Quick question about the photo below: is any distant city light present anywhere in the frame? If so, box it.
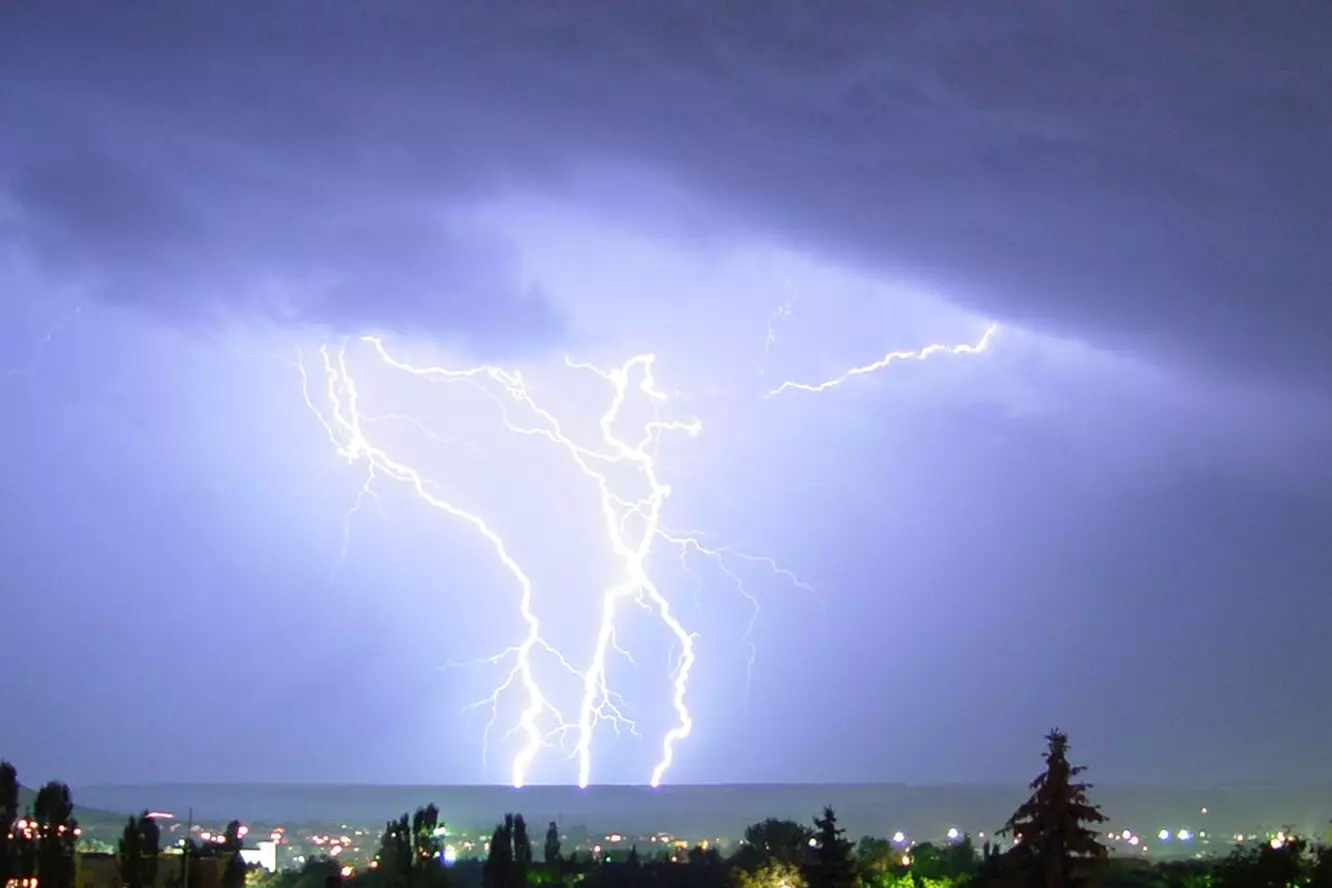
[946,828,960,841]
[1177,829,1192,842]
[892,831,906,844]
[1158,830,1170,841]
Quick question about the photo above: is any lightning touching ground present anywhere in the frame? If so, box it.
[297,337,816,789]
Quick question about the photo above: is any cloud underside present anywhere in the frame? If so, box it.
[1,1,1329,381]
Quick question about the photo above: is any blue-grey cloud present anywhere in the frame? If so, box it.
[4,2,1328,380]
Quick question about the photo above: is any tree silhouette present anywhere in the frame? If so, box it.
[0,762,18,887]
[739,818,813,868]
[1211,833,1324,888]
[219,819,246,888]
[1311,841,1332,888]
[806,807,856,888]
[543,822,562,864]
[412,805,444,864]
[377,814,414,888]
[482,815,515,888]
[734,859,806,888]
[119,812,162,888]
[998,729,1108,888]
[512,813,533,886]
[853,836,896,880]
[33,781,78,888]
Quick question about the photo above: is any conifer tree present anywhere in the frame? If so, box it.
[482,816,515,888]
[0,762,18,886]
[512,814,532,886]
[543,822,561,864]
[999,729,1108,888]
[807,806,857,888]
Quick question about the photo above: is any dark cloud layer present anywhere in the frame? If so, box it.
[3,2,1329,377]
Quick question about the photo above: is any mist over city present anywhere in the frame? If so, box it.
[2,4,1330,888]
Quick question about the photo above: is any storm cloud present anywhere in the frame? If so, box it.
[3,2,1331,788]
[3,1,1329,380]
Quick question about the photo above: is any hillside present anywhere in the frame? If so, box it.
[16,783,128,828]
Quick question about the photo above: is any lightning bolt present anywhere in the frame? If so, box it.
[765,322,999,397]
[298,336,814,789]
[2,304,84,384]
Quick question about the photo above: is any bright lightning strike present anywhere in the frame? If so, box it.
[298,337,814,789]
[765,323,999,397]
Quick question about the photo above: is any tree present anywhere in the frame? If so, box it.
[33,781,78,888]
[409,805,449,888]
[412,805,444,864]
[377,814,414,888]
[739,819,814,868]
[689,845,722,866]
[1212,833,1318,888]
[0,762,18,887]
[119,812,162,888]
[998,729,1108,888]
[482,816,515,888]
[544,822,562,864]
[735,860,806,888]
[1310,842,1332,888]
[807,807,856,888]
[853,837,896,880]
[512,814,532,886]
[219,819,246,888]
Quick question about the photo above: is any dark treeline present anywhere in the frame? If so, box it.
[0,760,245,888]
[7,731,1332,888]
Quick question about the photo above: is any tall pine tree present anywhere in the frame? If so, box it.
[482,816,515,888]
[998,729,1108,888]
[543,822,561,864]
[511,814,532,887]
[0,762,18,887]
[807,807,857,888]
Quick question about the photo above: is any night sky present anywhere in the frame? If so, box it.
[2,3,1330,789]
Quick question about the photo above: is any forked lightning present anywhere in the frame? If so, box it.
[298,337,814,788]
[298,318,996,788]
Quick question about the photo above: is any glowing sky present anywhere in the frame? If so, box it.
[2,2,1330,788]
